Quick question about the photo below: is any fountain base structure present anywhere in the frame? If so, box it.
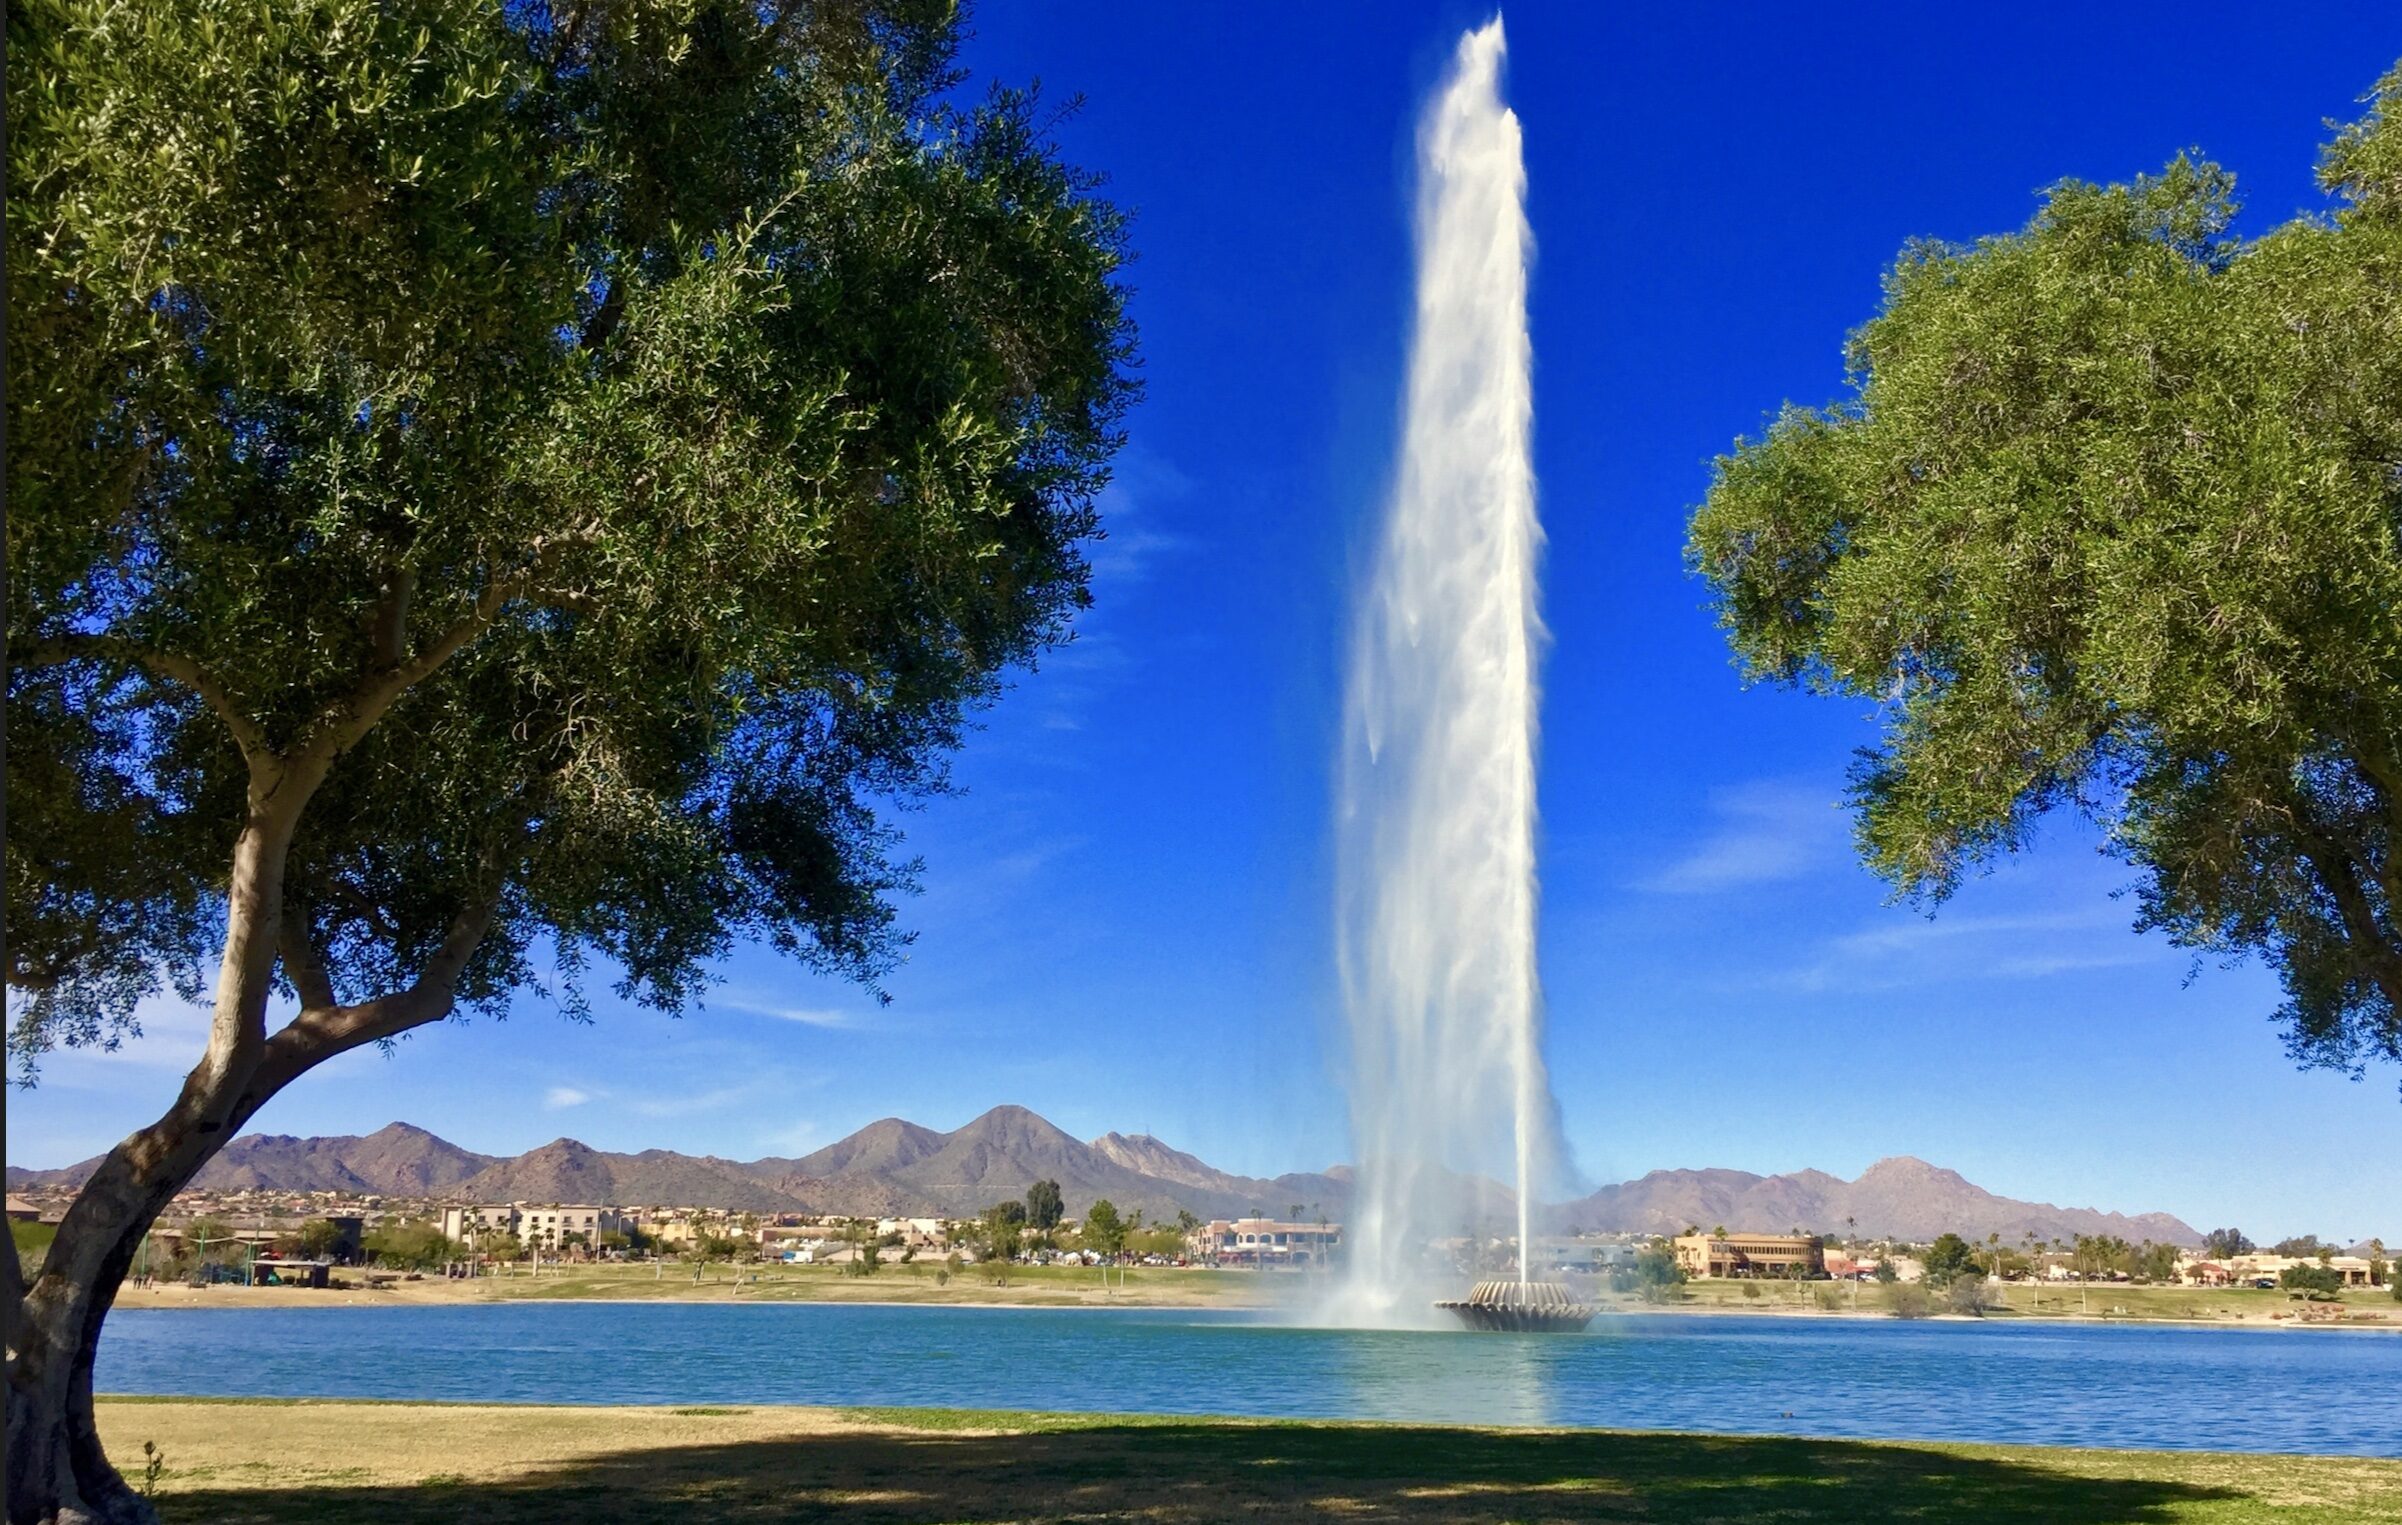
[1436,1280,1596,1333]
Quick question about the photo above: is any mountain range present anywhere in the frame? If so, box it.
[6,1108,2201,1244]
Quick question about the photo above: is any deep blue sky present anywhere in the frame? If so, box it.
[14,3,2401,1241]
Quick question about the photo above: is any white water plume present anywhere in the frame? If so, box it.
[1333,16,1560,1327]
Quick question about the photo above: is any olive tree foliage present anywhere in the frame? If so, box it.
[9,6,1128,1516]
[1689,64,2402,1083]
[5,0,1135,1077]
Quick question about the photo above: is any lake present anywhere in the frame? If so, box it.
[97,1305,2402,1456]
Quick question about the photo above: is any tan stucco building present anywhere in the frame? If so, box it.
[1673,1232,1826,1279]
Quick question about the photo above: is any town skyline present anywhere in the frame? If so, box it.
[9,1106,2381,1249]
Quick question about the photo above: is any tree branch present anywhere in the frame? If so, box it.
[323,878,405,946]
[578,279,627,356]
[255,880,508,1086]
[2286,794,2402,1016]
[296,528,595,764]
[13,634,270,759]
[279,901,339,1011]
[368,566,417,669]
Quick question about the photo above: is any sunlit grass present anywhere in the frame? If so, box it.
[98,1397,2402,1523]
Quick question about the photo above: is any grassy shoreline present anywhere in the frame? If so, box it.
[96,1396,2402,1523]
[104,1261,2401,1330]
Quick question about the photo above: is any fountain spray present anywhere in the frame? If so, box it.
[1336,15,1559,1325]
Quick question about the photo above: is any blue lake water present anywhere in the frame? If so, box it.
[97,1304,2401,1456]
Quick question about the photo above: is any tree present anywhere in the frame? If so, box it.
[2279,1264,2345,1297]
[1608,1241,1688,1303]
[294,1219,345,1261]
[4,2,1134,1517]
[2273,1234,2333,1258]
[2131,1241,2180,1284]
[1688,64,2402,1087]
[1084,1199,1127,1259]
[361,1221,453,1271]
[842,1220,881,1278]
[1922,1233,1978,1288]
[980,1204,1025,1268]
[1024,1180,1064,1234]
[2203,1228,2256,1260]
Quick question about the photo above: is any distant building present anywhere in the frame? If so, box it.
[1672,1232,1826,1279]
[438,1204,634,1251]
[1187,1217,1341,1266]
[2214,1253,2381,1288]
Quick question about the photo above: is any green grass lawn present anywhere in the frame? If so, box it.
[1658,1277,2396,1325]
[97,1397,2402,1524]
[470,1258,1273,1307]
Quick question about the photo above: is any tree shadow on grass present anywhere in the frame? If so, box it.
[158,1420,2249,1525]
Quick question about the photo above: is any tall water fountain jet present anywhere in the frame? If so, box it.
[1335,16,1559,1327]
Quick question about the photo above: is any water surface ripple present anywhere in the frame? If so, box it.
[96,1306,2401,1456]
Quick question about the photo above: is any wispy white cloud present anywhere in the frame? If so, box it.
[759,1120,820,1155]
[544,1085,594,1110]
[629,1081,777,1119]
[1781,906,2161,993]
[1085,449,1195,586]
[20,993,214,1081]
[1641,779,1849,894]
[714,997,857,1029]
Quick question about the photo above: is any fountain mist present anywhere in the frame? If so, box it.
[1334,17,1556,1327]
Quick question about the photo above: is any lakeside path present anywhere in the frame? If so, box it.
[105,1262,2402,1328]
[97,1397,2402,1523]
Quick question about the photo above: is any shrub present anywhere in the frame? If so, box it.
[1741,1282,1763,1300]
[1886,1284,1932,1319]
[1812,1284,1844,1311]
[1609,1242,1690,1302]
[1945,1278,1988,1316]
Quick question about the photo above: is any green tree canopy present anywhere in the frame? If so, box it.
[979,1203,1023,1263]
[1689,64,2402,1085]
[1082,1198,1124,1256]
[4,3,1133,1517]
[362,1220,453,1270]
[9,0,1133,1074]
[1024,1178,1064,1232]
[1921,1233,1978,1288]
[2201,1228,2255,1259]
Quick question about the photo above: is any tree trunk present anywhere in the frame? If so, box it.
[7,800,307,1525]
